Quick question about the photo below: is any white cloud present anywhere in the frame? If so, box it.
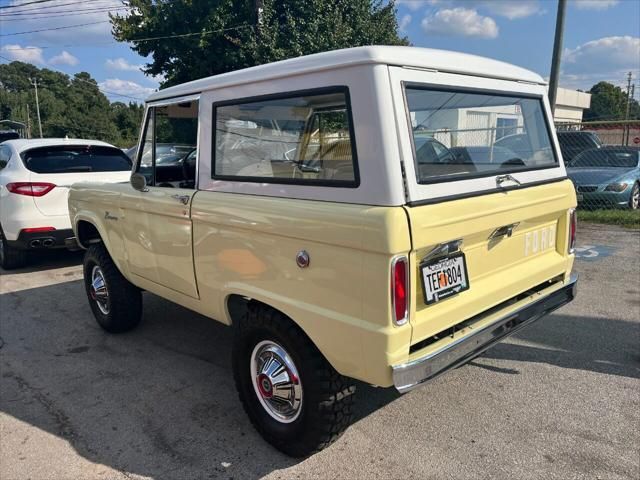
[405,0,543,19]
[0,44,45,64]
[98,78,155,100]
[572,0,619,10]
[105,57,144,72]
[561,36,640,89]
[396,0,430,12]
[480,0,543,19]
[399,14,412,31]
[49,51,79,66]
[421,8,498,39]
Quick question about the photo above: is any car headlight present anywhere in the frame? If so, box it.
[604,183,628,192]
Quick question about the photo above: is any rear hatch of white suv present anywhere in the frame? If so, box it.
[21,144,132,216]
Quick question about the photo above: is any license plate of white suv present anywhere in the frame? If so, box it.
[421,253,470,305]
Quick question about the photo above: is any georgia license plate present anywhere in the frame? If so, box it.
[421,253,470,305]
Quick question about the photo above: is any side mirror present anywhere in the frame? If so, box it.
[130,173,149,192]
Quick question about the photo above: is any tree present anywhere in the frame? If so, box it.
[0,62,143,146]
[111,0,408,87]
[584,81,640,122]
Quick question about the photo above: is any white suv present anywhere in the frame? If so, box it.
[0,138,132,269]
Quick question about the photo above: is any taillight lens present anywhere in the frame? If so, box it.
[6,182,56,197]
[391,256,409,326]
[568,208,577,254]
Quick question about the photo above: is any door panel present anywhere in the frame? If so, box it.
[120,186,198,298]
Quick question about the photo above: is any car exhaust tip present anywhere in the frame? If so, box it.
[29,239,42,248]
[42,238,55,248]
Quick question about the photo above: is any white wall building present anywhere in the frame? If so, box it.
[552,87,592,123]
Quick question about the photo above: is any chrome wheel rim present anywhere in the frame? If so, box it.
[250,340,303,423]
[90,265,110,315]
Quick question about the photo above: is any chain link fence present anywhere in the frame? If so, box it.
[556,120,640,211]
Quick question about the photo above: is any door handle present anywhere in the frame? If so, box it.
[171,194,190,205]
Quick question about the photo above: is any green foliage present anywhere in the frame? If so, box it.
[111,0,409,87]
[584,81,640,122]
[577,209,640,230]
[0,62,143,147]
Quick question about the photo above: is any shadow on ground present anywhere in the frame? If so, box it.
[1,278,638,479]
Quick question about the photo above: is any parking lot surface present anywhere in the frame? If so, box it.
[1,224,638,480]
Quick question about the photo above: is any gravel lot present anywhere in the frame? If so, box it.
[1,224,638,480]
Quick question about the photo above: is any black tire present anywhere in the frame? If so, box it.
[0,226,27,270]
[629,182,639,210]
[83,243,142,333]
[233,303,356,457]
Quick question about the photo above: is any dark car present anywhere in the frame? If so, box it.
[556,131,602,163]
[567,146,640,210]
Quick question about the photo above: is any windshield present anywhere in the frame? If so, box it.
[405,87,558,183]
[21,145,132,173]
[570,149,639,168]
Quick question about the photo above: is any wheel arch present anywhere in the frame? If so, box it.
[223,292,364,382]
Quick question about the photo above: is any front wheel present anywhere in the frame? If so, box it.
[83,244,142,333]
[629,182,639,210]
[232,304,356,457]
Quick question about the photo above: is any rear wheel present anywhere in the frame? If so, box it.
[629,182,639,210]
[0,227,27,270]
[232,304,356,457]
[83,244,142,333]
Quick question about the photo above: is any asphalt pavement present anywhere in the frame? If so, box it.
[1,223,638,480]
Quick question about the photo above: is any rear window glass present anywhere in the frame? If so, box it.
[571,149,639,168]
[213,88,358,186]
[405,87,558,183]
[21,145,132,174]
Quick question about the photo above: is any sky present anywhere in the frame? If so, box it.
[0,0,639,103]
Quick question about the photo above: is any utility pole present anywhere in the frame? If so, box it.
[254,0,264,34]
[29,78,43,138]
[26,104,31,139]
[623,72,633,145]
[548,0,567,113]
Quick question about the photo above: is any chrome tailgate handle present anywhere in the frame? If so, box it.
[171,194,190,205]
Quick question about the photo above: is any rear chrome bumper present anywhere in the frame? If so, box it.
[393,274,578,393]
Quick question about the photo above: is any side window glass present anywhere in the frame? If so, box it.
[0,146,10,169]
[154,101,199,189]
[137,111,154,184]
[214,89,357,185]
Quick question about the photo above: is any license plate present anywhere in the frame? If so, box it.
[421,253,470,305]
[576,193,584,202]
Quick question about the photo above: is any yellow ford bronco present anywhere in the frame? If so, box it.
[68,46,578,457]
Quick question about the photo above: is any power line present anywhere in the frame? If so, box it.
[0,0,73,10]
[0,23,253,49]
[0,5,127,19]
[0,19,108,36]
[0,0,116,14]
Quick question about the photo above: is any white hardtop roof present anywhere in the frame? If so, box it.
[147,45,545,102]
[3,138,114,153]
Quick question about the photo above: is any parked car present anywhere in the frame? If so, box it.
[68,46,577,457]
[0,139,132,269]
[556,130,602,163]
[567,146,640,209]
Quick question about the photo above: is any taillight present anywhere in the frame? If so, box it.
[6,182,56,197]
[391,256,409,326]
[568,208,577,254]
[21,227,56,233]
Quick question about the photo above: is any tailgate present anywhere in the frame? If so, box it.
[405,180,576,346]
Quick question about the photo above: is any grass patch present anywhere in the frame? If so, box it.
[578,209,640,229]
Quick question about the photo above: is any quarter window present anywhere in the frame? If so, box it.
[0,145,10,169]
[213,88,358,186]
